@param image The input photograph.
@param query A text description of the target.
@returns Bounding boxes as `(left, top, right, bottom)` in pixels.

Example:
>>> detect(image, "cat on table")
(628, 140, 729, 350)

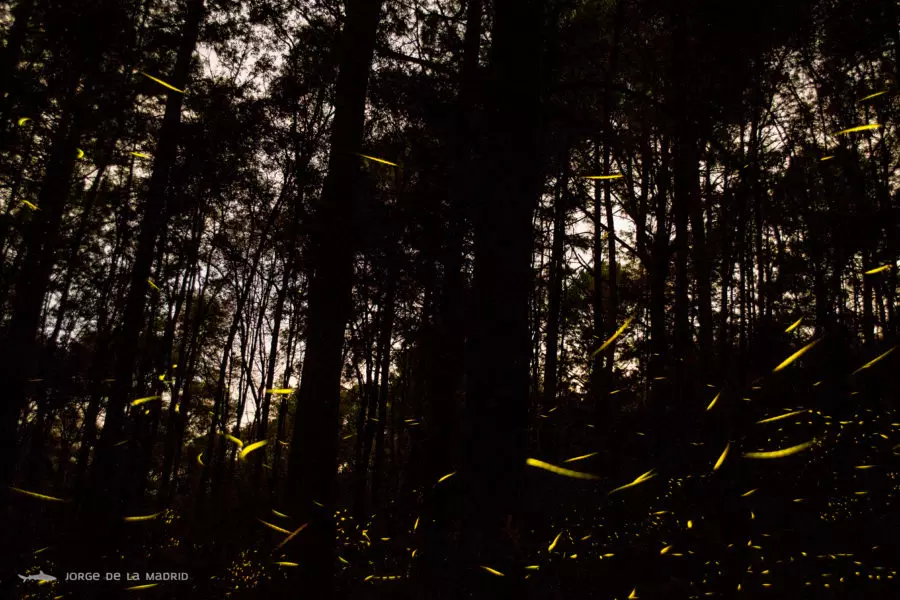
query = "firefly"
(859, 91, 887, 102)
(527, 458, 600, 480)
(240, 440, 267, 461)
(359, 154, 398, 167)
(833, 124, 881, 136)
(563, 452, 598, 463)
(131, 396, 160, 407)
(852, 347, 896, 375)
(583, 174, 624, 180)
(713, 443, 730, 471)
(8, 486, 68, 502)
(140, 72, 185, 94)
(773, 339, 821, 372)
(590, 316, 635, 358)
(743, 440, 814, 459)
(785, 317, 803, 333)
(864, 264, 891, 275)
(124, 512, 162, 522)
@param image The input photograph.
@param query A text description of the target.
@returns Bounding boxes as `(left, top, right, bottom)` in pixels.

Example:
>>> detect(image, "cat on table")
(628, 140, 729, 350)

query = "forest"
(1, 0, 899, 598)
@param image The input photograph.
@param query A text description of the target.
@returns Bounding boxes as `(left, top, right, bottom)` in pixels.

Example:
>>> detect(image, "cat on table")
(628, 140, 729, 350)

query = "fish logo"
(18, 570, 57, 582)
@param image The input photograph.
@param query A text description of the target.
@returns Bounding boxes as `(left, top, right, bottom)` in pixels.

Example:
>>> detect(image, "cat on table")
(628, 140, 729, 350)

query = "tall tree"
(461, 0, 545, 594)
(285, 0, 385, 594)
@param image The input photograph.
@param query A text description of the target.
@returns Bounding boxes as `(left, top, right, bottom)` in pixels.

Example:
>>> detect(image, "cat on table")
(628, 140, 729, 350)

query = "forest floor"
(10, 372, 900, 600)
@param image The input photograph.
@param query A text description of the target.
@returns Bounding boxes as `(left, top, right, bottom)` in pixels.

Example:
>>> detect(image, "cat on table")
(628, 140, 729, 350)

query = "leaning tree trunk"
(284, 0, 385, 595)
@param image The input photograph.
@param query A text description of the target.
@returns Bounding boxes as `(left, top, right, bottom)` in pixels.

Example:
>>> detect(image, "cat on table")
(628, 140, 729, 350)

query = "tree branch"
(375, 46, 452, 74)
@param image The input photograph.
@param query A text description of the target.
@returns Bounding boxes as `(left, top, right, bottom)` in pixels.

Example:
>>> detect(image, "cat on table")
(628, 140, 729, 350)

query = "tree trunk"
(649, 135, 670, 460)
(253, 262, 291, 497)
(372, 266, 396, 508)
(284, 0, 384, 594)
(672, 133, 691, 408)
(419, 0, 482, 592)
(687, 142, 713, 377)
(544, 153, 569, 410)
(461, 0, 544, 595)
(602, 0, 626, 382)
(591, 141, 606, 425)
